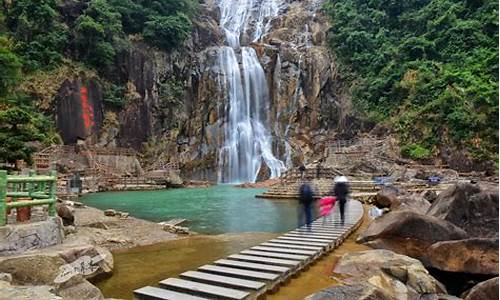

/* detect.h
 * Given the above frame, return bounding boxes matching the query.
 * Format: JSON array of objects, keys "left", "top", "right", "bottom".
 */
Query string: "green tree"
[
  {"left": 5, "top": 0, "right": 68, "bottom": 71},
  {"left": 325, "top": 0, "right": 498, "bottom": 163},
  {"left": 73, "top": 0, "right": 124, "bottom": 71},
  {"left": 0, "top": 95, "right": 58, "bottom": 165},
  {"left": 143, "top": 14, "right": 191, "bottom": 51},
  {"left": 0, "top": 37, "right": 21, "bottom": 98}
]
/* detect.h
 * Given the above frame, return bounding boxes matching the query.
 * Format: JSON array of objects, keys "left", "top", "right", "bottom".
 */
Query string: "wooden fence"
[{"left": 0, "top": 170, "right": 57, "bottom": 226}]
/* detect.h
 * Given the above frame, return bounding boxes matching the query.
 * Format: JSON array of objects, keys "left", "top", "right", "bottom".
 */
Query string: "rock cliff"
[{"left": 53, "top": 0, "right": 352, "bottom": 182}]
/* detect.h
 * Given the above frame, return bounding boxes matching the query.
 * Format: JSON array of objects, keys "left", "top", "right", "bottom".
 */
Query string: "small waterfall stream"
[{"left": 217, "top": 0, "right": 285, "bottom": 183}]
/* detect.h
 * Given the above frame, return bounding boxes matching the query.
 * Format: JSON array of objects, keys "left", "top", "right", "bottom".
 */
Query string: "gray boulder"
[
  {"left": 56, "top": 203, "right": 75, "bottom": 226},
  {"left": 390, "top": 195, "right": 431, "bottom": 214},
  {"left": 0, "top": 217, "right": 64, "bottom": 256},
  {"left": 304, "top": 282, "right": 393, "bottom": 300},
  {"left": 0, "top": 281, "right": 61, "bottom": 300},
  {"left": 374, "top": 187, "right": 400, "bottom": 208},
  {"left": 427, "top": 183, "right": 499, "bottom": 238},
  {"left": 423, "top": 238, "right": 498, "bottom": 275},
  {"left": 358, "top": 211, "right": 467, "bottom": 260},
  {"left": 333, "top": 249, "right": 446, "bottom": 298}
]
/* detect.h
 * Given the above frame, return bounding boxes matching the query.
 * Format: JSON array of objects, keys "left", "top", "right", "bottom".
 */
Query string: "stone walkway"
[{"left": 134, "top": 200, "right": 364, "bottom": 300}]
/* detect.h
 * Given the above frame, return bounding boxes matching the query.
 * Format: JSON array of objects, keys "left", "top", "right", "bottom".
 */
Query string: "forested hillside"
[
  {"left": 325, "top": 0, "right": 498, "bottom": 165},
  {"left": 0, "top": 0, "right": 196, "bottom": 164}
]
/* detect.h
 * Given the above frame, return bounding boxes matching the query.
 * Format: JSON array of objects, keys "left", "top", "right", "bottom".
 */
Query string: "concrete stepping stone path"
[{"left": 134, "top": 200, "right": 364, "bottom": 300}]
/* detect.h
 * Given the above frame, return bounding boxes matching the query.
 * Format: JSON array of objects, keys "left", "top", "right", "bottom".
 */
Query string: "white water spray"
[{"left": 216, "top": 0, "right": 285, "bottom": 183}]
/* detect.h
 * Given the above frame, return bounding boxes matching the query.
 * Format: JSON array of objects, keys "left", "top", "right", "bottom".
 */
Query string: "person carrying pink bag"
[{"left": 319, "top": 196, "right": 336, "bottom": 224}]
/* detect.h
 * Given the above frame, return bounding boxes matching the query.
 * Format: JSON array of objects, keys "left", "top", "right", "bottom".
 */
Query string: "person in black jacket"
[
  {"left": 333, "top": 176, "right": 349, "bottom": 224},
  {"left": 298, "top": 183, "right": 315, "bottom": 231}
]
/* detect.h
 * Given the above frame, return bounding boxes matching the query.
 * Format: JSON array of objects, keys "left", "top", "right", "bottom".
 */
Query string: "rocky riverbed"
[
  {"left": 307, "top": 181, "right": 499, "bottom": 300},
  {"left": 73, "top": 205, "right": 179, "bottom": 251},
  {"left": 0, "top": 203, "right": 182, "bottom": 300}
]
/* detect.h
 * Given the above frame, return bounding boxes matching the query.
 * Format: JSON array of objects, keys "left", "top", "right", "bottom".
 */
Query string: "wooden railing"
[{"left": 0, "top": 170, "right": 57, "bottom": 226}]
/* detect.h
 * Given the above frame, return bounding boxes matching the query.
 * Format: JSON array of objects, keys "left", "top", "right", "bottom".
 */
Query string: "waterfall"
[{"left": 217, "top": 0, "right": 285, "bottom": 183}]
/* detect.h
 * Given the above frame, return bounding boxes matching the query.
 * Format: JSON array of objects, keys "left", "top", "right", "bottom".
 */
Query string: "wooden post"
[
  {"left": 48, "top": 170, "right": 57, "bottom": 217},
  {"left": 0, "top": 171, "right": 7, "bottom": 226},
  {"left": 28, "top": 169, "right": 35, "bottom": 198}
]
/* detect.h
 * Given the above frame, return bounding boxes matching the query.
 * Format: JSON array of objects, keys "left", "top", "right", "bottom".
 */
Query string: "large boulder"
[
  {"left": 427, "top": 183, "right": 499, "bottom": 238},
  {"left": 57, "top": 278, "right": 104, "bottom": 300},
  {"left": 390, "top": 195, "right": 431, "bottom": 214},
  {"left": 423, "top": 238, "right": 498, "bottom": 276},
  {"left": 0, "top": 280, "right": 61, "bottom": 300},
  {"left": 333, "top": 250, "right": 446, "bottom": 298},
  {"left": 0, "top": 243, "right": 113, "bottom": 284},
  {"left": 0, "top": 217, "right": 64, "bottom": 256},
  {"left": 374, "top": 187, "right": 400, "bottom": 208},
  {"left": 463, "top": 277, "right": 499, "bottom": 300},
  {"left": 304, "top": 282, "right": 393, "bottom": 300},
  {"left": 421, "top": 190, "right": 438, "bottom": 204},
  {"left": 56, "top": 203, "right": 75, "bottom": 226},
  {"left": 358, "top": 211, "right": 468, "bottom": 259},
  {"left": 0, "top": 240, "right": 111, "bottom": 300},
  {"left": 0, "top": 254, "right": 66, "bottom": 285}
]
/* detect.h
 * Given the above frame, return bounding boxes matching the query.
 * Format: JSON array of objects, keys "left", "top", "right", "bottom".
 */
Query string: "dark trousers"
[
  {"left": 339, "top": 199, "right": 346, "bottom": 223},
  {"left": 299, "top": 203, "right": 313, "bottom": 230}
]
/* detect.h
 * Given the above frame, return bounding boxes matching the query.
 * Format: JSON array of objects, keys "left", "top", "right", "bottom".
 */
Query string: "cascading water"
[{"left": 216, "top": 0, "right": 285, "bottom": 183}]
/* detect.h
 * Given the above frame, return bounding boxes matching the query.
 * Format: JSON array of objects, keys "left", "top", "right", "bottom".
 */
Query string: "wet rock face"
[
  {"left": 427, "top": 183, "right": 499, "bottom": 238},
  {"left": 56, "top": 77, "right": 103, "bottom": 144}
]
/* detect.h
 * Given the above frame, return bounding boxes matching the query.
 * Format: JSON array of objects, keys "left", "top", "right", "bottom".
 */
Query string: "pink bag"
[{"left": 319, "top": 196, "right": 336, "bottom": 216}]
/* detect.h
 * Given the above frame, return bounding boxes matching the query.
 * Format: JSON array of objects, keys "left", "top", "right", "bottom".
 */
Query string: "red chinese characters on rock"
[{"left": 80, "top": 86, "right": 95, "bottom": 131}]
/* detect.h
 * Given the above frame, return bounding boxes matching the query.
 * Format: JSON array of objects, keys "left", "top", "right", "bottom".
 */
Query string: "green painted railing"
[{"left": 0, "top": 170, "right": 57, "bottom": 226}]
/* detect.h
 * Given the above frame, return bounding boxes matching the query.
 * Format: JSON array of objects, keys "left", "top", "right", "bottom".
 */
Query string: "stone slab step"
[
  {"left": 284, "top": 233, "right": 338, "bottom": 240},
  {"left": 251, "top": 246, "right": 318, "bottom": 256},
  {"left": 292, "top": 228, "right": 345, "bottom": 234},
  {"left": 134, "top": 286, "right": 210, "bottom": 300},
  {"left": 214, "top": 259, "right": 290, "bottom": 273},
  {"left": 241, "top": 250, "right": 309, "bottom": 261},
  {"left": 269, "top": 238, "right": 329, "bottom": 247},
  {"left": 198, "top": 265, "right": 279, "bottom": 281},
  {"left": 159, "top": 278, "right": 250, "bottom": 300},
  {"left": 227, "top": 254, "right": 301, "bottom": 268},
  {"left": 290, "top": 230, "right": 342, "bottom": 236},
  {"left": 180, "top": 270, "right": 265, "bottom": 291},
  {"left": 276, "top": 236, "right": 334, "bottom": 244},
  {"left": 260, "top": 242, "right": 323, "bottom": 251}
]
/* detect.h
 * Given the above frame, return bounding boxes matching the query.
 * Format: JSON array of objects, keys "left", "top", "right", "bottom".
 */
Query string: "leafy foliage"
[
  {"left": 0, "top": 37, "right": 21, "bottom": 98},
  {"left": 0, "top": 95, "right": 59, "bottom": 165},
  {"left": 5, "top": 0, "right": 68, "bottom": 71},
  {"left": 325, "top": 0, "right": 498, "bottom": 162},
  {"left": 110, "top": 0, "right": 195, "bottom": 51},
  {"left": 143, "top": 14, "right": 191, "bottom": 51},
  {"left": 73, "top": 0, "right": 125, "bottom": 72}
]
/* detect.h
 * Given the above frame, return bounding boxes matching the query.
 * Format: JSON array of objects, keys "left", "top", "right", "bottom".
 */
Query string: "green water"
[{"left": 80, "top": 185, "right": 299, "bottom": 234}]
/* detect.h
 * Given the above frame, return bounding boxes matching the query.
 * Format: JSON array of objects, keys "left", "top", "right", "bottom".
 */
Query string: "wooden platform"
[{"left": 134, "top": 200, "right": 364, "bottom": 300}]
